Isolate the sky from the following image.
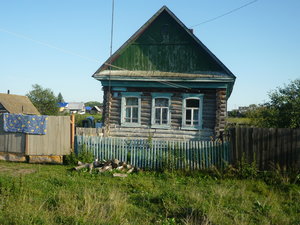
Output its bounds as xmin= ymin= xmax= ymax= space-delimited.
xmin=0 ymin=0 xmax=299 ymax=110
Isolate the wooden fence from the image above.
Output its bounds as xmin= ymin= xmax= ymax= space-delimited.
xmin=75 ymin=136 xmax=230 ymax=170
xmin=0 ymin=117 xmax=25 ymax=154
xmin=76 ymin=127 xmax=103 ymax=136
xmin=230 ymin=127 xmax=300 ymax=170
xmin=0 ymin=115 xmax=71 ymax=157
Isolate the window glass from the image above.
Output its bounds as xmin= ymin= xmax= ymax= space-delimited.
xmin=186 ymin=109 xmax=192 ymax=125
xmin=155 ymin=98 xmax=168 ymax=107
xmin=124 ymin=97 xmax=139 ymax=123
xmin=162 ymin=108 xmax=168 ymax=124
xmin=126 ymin=97 xmax=138 ymax=106
xmin=185 ymin=98 xmax=200 ymax=126
xmin=125 ymin=108 xmax=131 ymax=122
xmin=155 ymin=108 xmax=160 ymax=124
xmin=186 ymin=99 xmax=199 ymax=107
xmin=154 ymin=97 xmax=169 ymax=125
xmin=132 ymin=107 xmax=138 ymax=122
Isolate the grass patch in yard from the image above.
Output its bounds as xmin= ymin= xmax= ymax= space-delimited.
xmin=0 ymin=161 xmax=299 ymax=225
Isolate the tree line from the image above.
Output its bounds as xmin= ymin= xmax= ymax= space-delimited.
xmin=229 ymin=79 xmax=300 ymax=128
xmin=26 ymin=84 xmax=101 ymax=115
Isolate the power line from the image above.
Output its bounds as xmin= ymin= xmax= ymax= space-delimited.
xmin=190 ymin=0 xmax=259 ymax=28
xmin=0 ymin=27 xmax=99 ymax=63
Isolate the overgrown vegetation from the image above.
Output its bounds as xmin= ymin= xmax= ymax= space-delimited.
xmin=248 ymin=79 xmax=300 ymax=128
xmin=26 ymin=84 xmax=59 ymax=115
xmin=75 ymin=113 xmax=102 ymax=127
xmin=0 ymin=161 xmax=299 ymax=225
xmin=65 ymin=145 xmax=94 ymax=165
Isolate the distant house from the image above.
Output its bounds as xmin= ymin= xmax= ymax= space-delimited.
xmin=90 ymin=106 xmax=102 ymax=114
xmin=0 ymin=93 xmax=40 ymax=115
xmin=92 ymin=6 xmax=235 ymax=140
xmin=66 ymin=102 xmax=85 ymax=114
xmin=85 ymin=106 xmax=92 ymax=113
xmin=58 ymin=102 xmax=68 ymax=112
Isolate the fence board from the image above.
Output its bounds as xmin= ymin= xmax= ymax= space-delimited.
xmin=75 ymin=136 xmax=230 ymax=170
xmin=0 ymin=115 xmax=25 ymax=154
xmin=230 ymin=127 xmax=300 ymax=170
xmin=28 ymin=116 xmax=70 ymax=155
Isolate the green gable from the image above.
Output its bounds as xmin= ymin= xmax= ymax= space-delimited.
xmin=93 ymin=6 xmax=235 ymax=97
xmin=112 ymin=10 xmax=226 ymax=74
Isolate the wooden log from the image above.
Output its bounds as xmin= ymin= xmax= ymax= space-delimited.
xmin=74 ymin=163 xmax=90 ymax=171
xmin=95 ymin=165 xmax=113 ymax=173
xmin=113 ymin=173 xmax=128 ymax=178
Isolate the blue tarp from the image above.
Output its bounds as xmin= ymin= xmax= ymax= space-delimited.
xmin=58 ymin=102 xmax=68 ymax=107
xmin=3 ymin=113 xmax=48 ymax=135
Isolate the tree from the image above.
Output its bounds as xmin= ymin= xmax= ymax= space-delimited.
xmin=85 ymin=101 xmax=102 ymax=107
xmin=248 ymin=79 xmax=300 ymax=128
xmin=57 ymin=92 xmax=64 ymax=103
xmin=26 ymin=84 xmax=59 ymax=115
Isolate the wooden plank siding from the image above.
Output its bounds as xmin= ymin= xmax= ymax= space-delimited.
xmin=0 ymin=115 xmax=71 ymax=157
xmin=102 ymin=87 xmax=226 ymax=140
xmin=230 ymin=127 xmax=300 ymax=170
xmin=0 ymin=114 xmax=25 ymax=153
xmin=28 ymin=116 xmax=71 ymax=156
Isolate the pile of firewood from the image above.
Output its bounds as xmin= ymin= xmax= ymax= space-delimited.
xmin=73 ymin=159 xmax=139 ymax=177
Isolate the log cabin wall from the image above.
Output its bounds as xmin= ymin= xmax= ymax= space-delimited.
xmin=214 ymin=89 xmax=227 ymax=136
xmin=102 ymin=87 xmax=218 ymax=140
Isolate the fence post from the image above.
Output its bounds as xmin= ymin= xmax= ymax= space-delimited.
xmin=70 ymin=114 xmax=75 ymax=151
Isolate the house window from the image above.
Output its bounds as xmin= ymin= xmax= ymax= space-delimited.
xmin=182 ymin=94 xmax=204 ymax=130
xmin=154 ymin=98 xmax=169 ymax=125
xmin=121 ymin=92 xmax=142 ymax=127
xmin=125 ymin=97 xmax=138 ymax=123
xmin=185 ymin=99 xmax=199 ymax=126
xmin=151 ymin=93 xmax=172 ymax=128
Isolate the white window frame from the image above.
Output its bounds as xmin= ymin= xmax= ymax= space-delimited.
xmin=120 ymin=92 xmax=142 ymax=127
xmin=182 ymin=93 xmax=204 ymax=130
xmin=151 ymin=93 xmax=172 ymax=129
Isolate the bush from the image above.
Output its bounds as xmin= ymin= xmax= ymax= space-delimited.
xmin=64 ymin=145 xmax=94 ymax=165
xmin=74 ymin=114 xmax=102 ymax=127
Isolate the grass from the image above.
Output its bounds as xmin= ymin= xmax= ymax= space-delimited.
xmin=0 ymin=161 xmax=299 ymax=225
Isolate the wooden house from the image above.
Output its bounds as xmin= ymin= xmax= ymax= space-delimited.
xmin=93 ymin=6 xmax=236 ymax=140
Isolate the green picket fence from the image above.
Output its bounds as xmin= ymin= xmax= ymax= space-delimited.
xmin=75 ymin=136 xmax=230 ymax=170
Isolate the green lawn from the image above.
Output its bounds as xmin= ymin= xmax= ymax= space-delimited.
xmin=0 ymin=161 xmax=299 ymax=225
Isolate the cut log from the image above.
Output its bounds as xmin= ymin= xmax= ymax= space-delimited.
xmin=88 ymin=163 xmax=94 ymax=173
xmin=112 ymin=159 xmax=120 ymax=168
xmin=95 ymin=165 xmax=113 ymax=173
xmin=74 ymin=163 xmax=90 ymax=171
xmin=127 ymin=168 xmax=134 ymax=174
xmin=113 ymin=173 xmax=128 ymax=178
xmin=126 ymin=164 xmax=133 ymax=169
xmin=116 ymin=166 xmax=125 ymax=171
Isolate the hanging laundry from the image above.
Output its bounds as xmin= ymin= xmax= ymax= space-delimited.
xmin=3 ymin=113 xmax=48 ymax=135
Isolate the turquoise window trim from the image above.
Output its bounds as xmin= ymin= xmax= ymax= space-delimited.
xmin=182 ymin=93 xmax=204 ymax=130
xmin=151 ymin=93 xmax=172 ymax=129
xmin=120 ymin=92 xmax=142 ymax=127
